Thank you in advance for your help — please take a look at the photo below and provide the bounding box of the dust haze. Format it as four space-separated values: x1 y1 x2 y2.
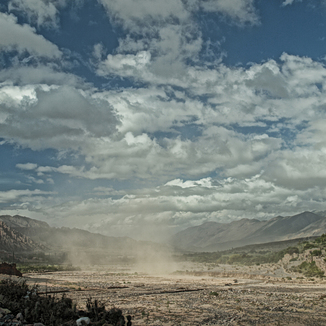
56 223 181 276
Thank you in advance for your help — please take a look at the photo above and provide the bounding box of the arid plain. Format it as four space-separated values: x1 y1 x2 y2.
20 259 326 326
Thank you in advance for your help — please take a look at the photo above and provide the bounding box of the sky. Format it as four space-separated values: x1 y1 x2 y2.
1 0 326 241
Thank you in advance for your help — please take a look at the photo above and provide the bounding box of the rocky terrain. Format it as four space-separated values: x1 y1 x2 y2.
14 262 326 326
0 234 326 324
0 221 46 252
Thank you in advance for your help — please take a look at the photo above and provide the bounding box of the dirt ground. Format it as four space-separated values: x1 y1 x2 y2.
21 261 326 325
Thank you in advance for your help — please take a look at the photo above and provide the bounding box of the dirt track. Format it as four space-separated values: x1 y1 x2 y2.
19 262 326 326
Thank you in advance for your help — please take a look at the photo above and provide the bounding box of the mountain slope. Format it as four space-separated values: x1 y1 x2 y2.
0 221 47 252
171 211 326 252
0 215 50 229
0 215 149 254
247 212 324 242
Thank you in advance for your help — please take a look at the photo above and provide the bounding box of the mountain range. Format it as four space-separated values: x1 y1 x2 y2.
1 212 326 255
0 215 139 254
171 211 326 252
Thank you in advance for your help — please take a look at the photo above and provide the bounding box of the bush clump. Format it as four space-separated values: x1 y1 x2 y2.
311 250 322 257
0 279 77 325
303 242 317 250
314 234 326 244
0 279 127 325
291 261 324 278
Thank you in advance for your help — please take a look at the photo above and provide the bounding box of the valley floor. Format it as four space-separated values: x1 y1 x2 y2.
15 261 326 325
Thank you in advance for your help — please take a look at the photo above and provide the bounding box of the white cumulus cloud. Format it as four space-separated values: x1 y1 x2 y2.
0 12 62 57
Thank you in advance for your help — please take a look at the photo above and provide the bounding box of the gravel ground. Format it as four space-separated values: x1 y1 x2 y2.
18 262 326 325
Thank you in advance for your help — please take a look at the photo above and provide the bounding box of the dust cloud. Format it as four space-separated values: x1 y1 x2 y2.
41 222 182 276
61 244 180 276
126 222 180 275
133 245 179 275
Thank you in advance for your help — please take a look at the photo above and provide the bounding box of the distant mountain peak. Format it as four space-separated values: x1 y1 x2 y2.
171 211 326 252
0 215 50 229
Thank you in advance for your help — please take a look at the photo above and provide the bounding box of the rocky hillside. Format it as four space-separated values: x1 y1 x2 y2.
0 221 46 252
171 211 326 252
0 215 157 255
0 215 50 229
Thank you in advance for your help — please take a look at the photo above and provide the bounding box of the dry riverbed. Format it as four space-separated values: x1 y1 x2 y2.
20 262 326 325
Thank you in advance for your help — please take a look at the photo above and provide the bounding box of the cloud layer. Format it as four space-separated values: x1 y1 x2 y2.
1 0 326 238
0 12 61 57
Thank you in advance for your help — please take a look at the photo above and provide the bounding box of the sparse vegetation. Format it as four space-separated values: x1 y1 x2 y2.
311 250 322 257
182 234 326 273
314 234 326 244
303 242 317 250
291 261 324 278
17 264 81 273
183 245 300 266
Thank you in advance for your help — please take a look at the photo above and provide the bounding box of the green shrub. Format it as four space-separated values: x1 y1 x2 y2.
0 279 77 325
292 261 324 278
315 234 326 244
284 246 300 255
0 279 125 325
311 250 322 257
304 243 317 250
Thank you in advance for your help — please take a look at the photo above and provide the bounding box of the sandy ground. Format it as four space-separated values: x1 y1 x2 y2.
20 261 326 325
